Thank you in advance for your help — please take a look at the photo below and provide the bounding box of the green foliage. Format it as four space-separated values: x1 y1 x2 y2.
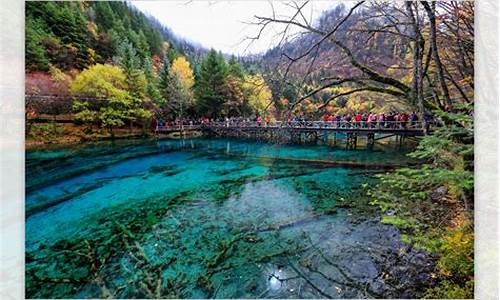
114 40 148 100
26 1 167 71
143 57 162 103
99 105 129 130
380 215 414 229
70 64 129 99
437 223 474 281
114 40 140 72
369 106 474 297
423 223 474 299
158 58 172 99
25 2 275 122
73 101 97 131
370 106 473 219
27 123 66 141
227 55 244 79
195 49 229 117
424 279 474 299
158 57 191 118
25 17 52 71
26 1 91 70
71 64 133 133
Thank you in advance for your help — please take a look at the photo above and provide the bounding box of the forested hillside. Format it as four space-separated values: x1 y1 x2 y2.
26 1 168 71
258 2 473 117
26 1 274 137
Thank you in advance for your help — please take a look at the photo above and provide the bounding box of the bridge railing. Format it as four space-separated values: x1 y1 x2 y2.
155 124 202 131
204 120 425 130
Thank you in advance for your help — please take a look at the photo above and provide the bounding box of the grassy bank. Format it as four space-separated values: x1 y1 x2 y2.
26 123 152 148
26 122 202 150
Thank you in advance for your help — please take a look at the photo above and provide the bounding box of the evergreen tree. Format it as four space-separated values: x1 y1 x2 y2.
228 55 244 79
91 1 115 32
114 40 146 99
25 17 51 71
113 40 151 125
158 57 173 105
143 57 162 103
194 49 228 118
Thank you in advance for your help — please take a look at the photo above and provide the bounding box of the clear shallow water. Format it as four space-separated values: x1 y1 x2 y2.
25 138 432 299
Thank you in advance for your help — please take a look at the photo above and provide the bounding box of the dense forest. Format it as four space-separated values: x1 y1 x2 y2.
258 2 473 118
25 1 474 298
26 1 270 135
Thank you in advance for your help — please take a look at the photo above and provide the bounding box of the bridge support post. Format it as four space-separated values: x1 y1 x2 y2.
367 133 375 147
346 132 358 150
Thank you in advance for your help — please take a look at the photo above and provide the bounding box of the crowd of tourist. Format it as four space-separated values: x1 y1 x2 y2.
155 111 433 130
314 111 422 129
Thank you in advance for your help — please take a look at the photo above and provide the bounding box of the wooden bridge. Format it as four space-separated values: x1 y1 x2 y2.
25 94 426 148
156 121 426 149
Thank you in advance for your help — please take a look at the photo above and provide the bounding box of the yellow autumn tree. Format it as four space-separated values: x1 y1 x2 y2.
242 74 273 116
171 56 195 91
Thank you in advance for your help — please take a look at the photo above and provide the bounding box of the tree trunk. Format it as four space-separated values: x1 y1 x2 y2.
406 2 427 133
422 1 453 111
425 74 445 110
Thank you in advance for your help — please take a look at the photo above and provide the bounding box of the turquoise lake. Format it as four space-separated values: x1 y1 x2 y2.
25 138 434 298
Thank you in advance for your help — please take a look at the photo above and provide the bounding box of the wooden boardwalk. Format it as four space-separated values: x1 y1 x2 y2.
156 121 424 134
156 121 425 148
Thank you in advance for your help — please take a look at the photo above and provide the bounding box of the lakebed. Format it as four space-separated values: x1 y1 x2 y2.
25 138 434 298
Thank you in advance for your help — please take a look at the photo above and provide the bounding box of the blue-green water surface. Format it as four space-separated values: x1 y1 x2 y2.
25 138 432 299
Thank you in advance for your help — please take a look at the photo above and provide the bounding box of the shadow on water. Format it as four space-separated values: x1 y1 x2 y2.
25 138 433 299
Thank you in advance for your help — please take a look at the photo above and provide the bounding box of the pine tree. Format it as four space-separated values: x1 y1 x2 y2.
194 49 228 118
113 40 151 126
114 40 146 99
228 55 244 79
143 57 162 103
25 17 51 71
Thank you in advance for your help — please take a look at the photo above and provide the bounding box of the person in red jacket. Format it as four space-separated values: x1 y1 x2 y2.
401 112 409 128
322 114 329 127
330 114 337 127
355 112 362 128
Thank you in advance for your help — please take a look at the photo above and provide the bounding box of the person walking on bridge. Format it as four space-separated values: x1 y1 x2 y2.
330 114 337 128
401 112 409 128
322 113 330 128
378 113 385 128
355 112 362 128
410 112 418 128
265 115 271 127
